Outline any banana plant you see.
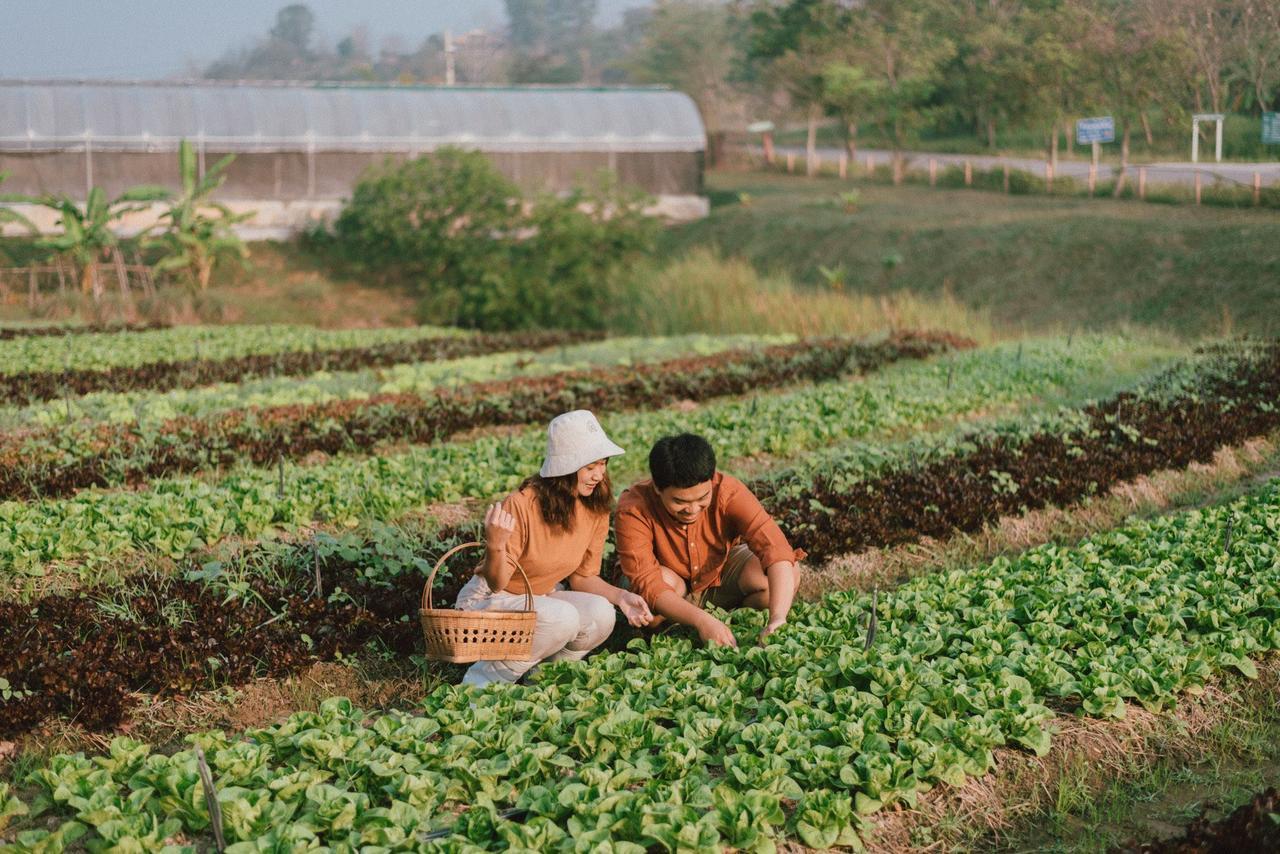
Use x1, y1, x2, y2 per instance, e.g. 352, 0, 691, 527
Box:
146, 140, 251, 290
0, 170, 38, 261
13, 184, 169, 294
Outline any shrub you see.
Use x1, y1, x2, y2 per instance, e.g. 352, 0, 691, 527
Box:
333, 148, 521, 287
331, 149, 657, 331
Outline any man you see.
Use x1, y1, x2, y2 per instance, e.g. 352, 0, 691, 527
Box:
616, 433, 804, 647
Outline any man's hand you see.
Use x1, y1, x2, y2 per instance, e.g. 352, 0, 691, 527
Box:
483, 502, 516, 552
616, 591, 654, 628
697, 614, 738, 648
758, 617, 786, 644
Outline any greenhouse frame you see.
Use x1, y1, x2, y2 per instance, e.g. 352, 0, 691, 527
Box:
0, 80, 709, 234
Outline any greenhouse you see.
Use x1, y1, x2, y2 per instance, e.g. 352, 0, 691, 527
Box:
0, 80, 709, 232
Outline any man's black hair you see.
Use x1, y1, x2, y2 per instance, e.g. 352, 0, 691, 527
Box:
649, 433, 717, 490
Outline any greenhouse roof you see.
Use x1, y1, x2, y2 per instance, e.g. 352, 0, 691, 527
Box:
0, 80, 705, 153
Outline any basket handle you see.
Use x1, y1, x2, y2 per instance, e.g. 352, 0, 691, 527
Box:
422, 541, 534, 613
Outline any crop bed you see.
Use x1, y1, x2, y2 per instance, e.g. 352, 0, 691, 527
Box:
0, 329, 598, 404
0, 322, 171, 341
0, 342, 1272, 741
1117, 786, 1280, 853
0, 332, 961, 500
3, 477, 1279, 850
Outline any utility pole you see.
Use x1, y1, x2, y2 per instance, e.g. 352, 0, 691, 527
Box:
444, 29, 456, 86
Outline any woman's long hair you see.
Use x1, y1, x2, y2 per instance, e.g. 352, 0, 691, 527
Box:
520, 469, 613, 531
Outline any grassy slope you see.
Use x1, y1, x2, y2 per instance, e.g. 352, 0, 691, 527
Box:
662, 172, 1280, 338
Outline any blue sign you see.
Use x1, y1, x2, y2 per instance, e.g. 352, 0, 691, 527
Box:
1264, 112, 1280, 145
1076, 116, 1115, 145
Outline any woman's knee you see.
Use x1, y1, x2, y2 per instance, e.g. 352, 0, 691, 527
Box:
580, 594, 616, 639
535, 597, 582, 649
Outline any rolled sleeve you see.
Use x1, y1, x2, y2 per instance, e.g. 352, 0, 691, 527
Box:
723, 477, 804, 569
616, 504, 672, 608
499, 492, 531, 591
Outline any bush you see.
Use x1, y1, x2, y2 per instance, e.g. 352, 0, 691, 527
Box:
331, 148, 657, 331
333, 148, 522, 286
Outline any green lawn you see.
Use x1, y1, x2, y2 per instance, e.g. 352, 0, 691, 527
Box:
663, 172, 1280, 338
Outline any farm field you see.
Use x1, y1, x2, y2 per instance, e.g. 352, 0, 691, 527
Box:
0, 320, 1279, 852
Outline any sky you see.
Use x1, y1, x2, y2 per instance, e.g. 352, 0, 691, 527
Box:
0, 0, 652, 80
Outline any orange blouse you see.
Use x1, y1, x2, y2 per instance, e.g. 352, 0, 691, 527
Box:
488, 486, 609, 596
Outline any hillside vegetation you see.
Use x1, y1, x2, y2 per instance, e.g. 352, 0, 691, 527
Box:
662, 173, 1280, 338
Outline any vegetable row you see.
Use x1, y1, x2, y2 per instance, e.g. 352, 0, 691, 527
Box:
0, 332, 959, 500
0, 333, 788, 430
0, 321, 171, 341
0, 324, 459, 375
0, 328, 599, 405
0, 335, 1153, 577
5, 474, 1278, 851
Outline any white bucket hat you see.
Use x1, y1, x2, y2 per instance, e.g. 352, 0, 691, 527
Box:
540, 410, 625, 478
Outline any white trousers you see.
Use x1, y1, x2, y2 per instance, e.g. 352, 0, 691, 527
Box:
455, 574, 616, 687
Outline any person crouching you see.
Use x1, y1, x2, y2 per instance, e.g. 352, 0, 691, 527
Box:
457, 410, 653, 687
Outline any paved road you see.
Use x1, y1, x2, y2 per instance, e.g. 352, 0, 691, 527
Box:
768, 145, 1280, 190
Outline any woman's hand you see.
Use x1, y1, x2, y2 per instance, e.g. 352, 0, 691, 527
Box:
616, 591, 654, 628
484, 502, 516, 552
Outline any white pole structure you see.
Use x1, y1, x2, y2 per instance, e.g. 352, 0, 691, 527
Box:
83, 134, 93, 200
1191, 114, 1224, 164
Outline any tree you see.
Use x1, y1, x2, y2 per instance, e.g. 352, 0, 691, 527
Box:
17, 186, 169, 295
1232, 0, 1280, 111
1079, 1, 1185, 194
748, 0, 846, 176
628, 2, 739, 164
146, 141, 251, 291
270, 4, 316, 56
824, 0, 955, 183
0, 171, 36, 236
505, 0, 598, 83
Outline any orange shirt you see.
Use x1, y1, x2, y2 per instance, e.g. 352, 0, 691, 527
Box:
489, 486, 609, 596
616, 472, 803, 607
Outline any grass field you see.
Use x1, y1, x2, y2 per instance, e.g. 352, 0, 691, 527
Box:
661, 171, 1280, 338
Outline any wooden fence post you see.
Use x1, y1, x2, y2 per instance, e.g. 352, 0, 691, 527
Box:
964, 160, 972, 186
786, 152, 795, 173
1003, 163, 1010, 193
838, 153, 848, 178
1194, 172, 1202, 205
1254, 172, 1262, 206
1045, 161, 1054, 192
1138, 167, 1147, 200
28, 267, 37, 308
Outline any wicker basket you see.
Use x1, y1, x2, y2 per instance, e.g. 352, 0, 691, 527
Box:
420, 542, 537, 663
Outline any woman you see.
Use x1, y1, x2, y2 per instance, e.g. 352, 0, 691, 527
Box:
457, 409, 653, 687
